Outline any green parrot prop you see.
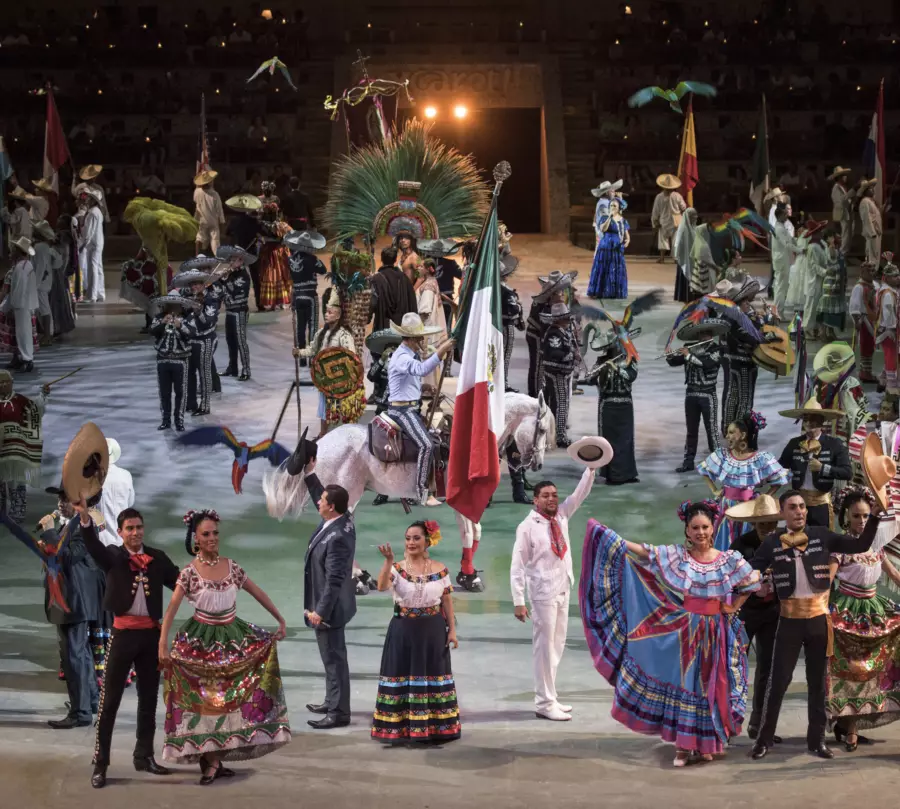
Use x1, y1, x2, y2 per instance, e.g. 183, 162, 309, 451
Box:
627, 81, 717, 113
246, 57, 298, 91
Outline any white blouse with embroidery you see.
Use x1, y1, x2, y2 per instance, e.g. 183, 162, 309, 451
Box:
390, 563, 453, 609
177, 559, 247, 615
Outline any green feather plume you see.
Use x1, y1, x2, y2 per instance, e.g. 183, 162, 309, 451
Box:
123, 197, 198, 270
321, 119, 490, 241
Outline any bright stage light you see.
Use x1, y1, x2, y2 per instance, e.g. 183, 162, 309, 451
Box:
453, 105, 468, 119
424, 106, 437, 119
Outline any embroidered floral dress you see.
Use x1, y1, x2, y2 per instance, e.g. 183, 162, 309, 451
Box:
162, 560, 291, 763
579, 520, 760, 755
371, 563, 461, 743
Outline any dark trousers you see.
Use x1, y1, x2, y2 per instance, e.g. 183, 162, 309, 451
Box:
157, 358, 188, 427
315, 626, 350, 720
758, 614, 829, 746
293, 293, 318, 350
249, 266, 261, 311
187, 339, 220, 412
225, 309, 250, 373
58, 621, 98, 722
682, 390, 719, 466
94, 627, 161, 767
743, 611, 778, 730
526, 332, 543, 398
544, 372, 571, 441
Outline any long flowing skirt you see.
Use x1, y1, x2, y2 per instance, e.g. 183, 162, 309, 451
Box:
827, 588, 900, 730
371, 613, 461, 743
587, 234, 628, 299
162, 616, 291, 763
712, 496, 752, 552
598, 398, 638, 484
257, 244, 292, 310
674, 265, 692, 303
579, 521, 749, 754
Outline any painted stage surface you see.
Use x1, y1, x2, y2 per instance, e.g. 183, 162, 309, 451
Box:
3, 261, 900, 808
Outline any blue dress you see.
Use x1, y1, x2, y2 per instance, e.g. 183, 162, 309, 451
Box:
588, 213, 630, 299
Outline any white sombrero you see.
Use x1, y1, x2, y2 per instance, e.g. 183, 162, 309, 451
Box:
389, 312, 443, 337
567, 436, 614, 470
591, 179, 624, 198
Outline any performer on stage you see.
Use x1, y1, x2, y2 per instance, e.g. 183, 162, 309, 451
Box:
77, 189, 106, 303
541, 303, 577, 449
777, 398, 851, 527
527, 271, 576, 399
590, 338, 639, 485
812, 342, 871, 445
829, 166, 855, 258
216, 245, 255, 381
827, 485, 900, 750
698, 412, 788, 551
373, 520, 460, 742
158, 509, 290, 783
284, 229, 326, 365
256, 185, 292, 311
500, 252, 525, 389
0, 371, 47, 521
31, 220, 63, 346
150, 292, 200, 432
580, 501, 760, 766
771, 204, 797, 318
817, 241, 847, 342
72, 165, 110, 223
1, 236, 39, 373
173, 263, 221, 417
849, 261, 879, 383
749, 489, 882, 761
858, 179, 882, 266
416, 258, 448, 394
79, 503, 180, 789
98, 438, 134, 548
395, 231, 422, 285
650, 174, 686, 264
877, 256, 900, 395
366, 329, 402, 417
804, 226, 839, 342
224, 194, 263, 309
192, 170, 225, 256
673, 207, 698, 303
720, 275, 766, 434
587, 198, 630, 300
667, 320, 724, 473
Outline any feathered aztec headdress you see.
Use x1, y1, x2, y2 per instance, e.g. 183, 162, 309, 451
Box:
123, 198, 198, 279
320, 119, 489, 243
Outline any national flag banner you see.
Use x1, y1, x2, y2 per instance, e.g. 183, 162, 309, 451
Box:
0, 136, 13, 257
863, 79, 886, 207
749, 94, 769, 213
43, 88, 69, 193
677, 99, 698, 207
196, 92, 211, 175
446, 203, 504, 524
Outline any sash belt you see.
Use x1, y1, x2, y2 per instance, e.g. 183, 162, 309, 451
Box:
780, 593, 833, 656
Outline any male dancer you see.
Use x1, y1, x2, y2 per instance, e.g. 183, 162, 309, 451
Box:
500, 255, 524, 390
150, 293, 198, 432
877, 256, 900, 395
749, 490, 881, 760
284, 229, 326, 366
527, 271, 576, 399
829, 166, 854, 259
192, 170, 225, 256
77, 503, 180, 788
216, 245, 254, 381
541, 303, 576, 448
849, 261, 878, 383
174, 262, 221, 416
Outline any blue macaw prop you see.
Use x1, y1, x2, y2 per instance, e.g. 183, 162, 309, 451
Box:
665, 295, 765, 352
627, 81, 717, 113
0, 511, 70, 614
175, 426, 291, 494
246, 57, 298, 91
575, 289, 665, 364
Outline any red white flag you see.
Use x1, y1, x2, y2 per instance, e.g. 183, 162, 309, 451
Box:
43, 88, 69, 193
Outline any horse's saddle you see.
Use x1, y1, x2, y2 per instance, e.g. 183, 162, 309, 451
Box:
368, 413, 441, 464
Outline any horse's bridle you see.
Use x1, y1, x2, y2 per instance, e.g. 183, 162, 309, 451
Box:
504, 401, 546, 472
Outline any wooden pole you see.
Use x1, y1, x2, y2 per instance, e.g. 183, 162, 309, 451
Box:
271, 381, 297, 443
291, 306, 303, 438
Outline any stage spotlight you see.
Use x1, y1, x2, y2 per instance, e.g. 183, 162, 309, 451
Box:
453, 105, 468, 119
424, 106, 438, 119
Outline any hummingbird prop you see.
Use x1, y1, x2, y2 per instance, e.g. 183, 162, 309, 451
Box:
175, 426, 291, 494
575, 289, 665, 364
246, 56, 298, 91
0, 511, 70, 614
627, 81, 717, 113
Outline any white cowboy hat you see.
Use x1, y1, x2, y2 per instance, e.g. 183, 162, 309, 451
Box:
79, 164, 103, 181
193, 169, 218, 186
656, 174, 682, 190
106, 438, 121, 465
12, 236, 35, 256
389, 312, 443, 337
567, 436, 614, 470
591, 179, 624, 198
9, 187, 32, 203
32, 220, 56, 241
812, 342, 855, 384
827, 166, 851, 181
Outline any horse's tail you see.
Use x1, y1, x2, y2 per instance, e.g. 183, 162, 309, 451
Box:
262, 465, 309, 520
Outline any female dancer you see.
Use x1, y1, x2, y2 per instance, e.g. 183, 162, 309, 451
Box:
256, 185, 292, 311
416, 258, 448, 393
587, 199, 630, 299
827, 486, 900, 750
698, 413, 788, 551
372, 520, 460, 743
159, 509, 291, 784
580, 501, 760, 766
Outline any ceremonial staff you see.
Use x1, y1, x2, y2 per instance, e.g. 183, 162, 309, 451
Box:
290, 307, 303, 438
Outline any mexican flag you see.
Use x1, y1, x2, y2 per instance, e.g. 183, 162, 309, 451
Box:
446, 203, 504, 523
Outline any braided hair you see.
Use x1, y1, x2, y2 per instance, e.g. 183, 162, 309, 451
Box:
183, 508, 220, 556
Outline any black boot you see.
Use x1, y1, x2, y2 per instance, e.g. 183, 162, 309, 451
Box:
158, 421, 171, 431
522, 474, 534, 492
373, 494, 389, 506
221, 366, 238, 377
675, 461, 695, 473
239, 370, 251, 381
510, 469, 531, 504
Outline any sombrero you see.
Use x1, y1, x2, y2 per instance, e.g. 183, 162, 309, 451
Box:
170, 269, 212, 288
861, 432, 897, 512
725, 494, 781, 523
216, 245, 258, 266
225, 194, 263, 213
418, 238, 462, 258
9, 187, 32, 203
591, 179, 624, 198
389, 312, 443, 337
534, 270, 577, 303
813, 342, 855, 384
753, 325, 794, 377
676, 316, 730, 342
859, 178, 879, 192
500, 253, 520, 277
311, 346, 364, 400
778, 396, 844, 421
193, 169, 218, 186
656, 174, 681, 190
79, 164, 103, 181
540, 303, 573, 324
283, 229, 326, 252
11, 236, 35, 256
365, 328, 403, 356
567, 436, 614, 470
763, 186, 785, 203
827, 166, 852, 181
62, 423, 109, 504
32, 178, 54, 193
152, 293, 201, 313
32, 220, 56, 241
178, 256, 220, 273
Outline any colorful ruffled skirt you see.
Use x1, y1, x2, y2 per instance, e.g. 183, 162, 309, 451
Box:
827, 585, 900, 730
257, 243, 292, 311
371, 611, 461, 743
579, 521, 749, 754
162, 615, 291, 763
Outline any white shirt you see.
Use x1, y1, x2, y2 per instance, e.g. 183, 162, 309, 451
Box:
831, 183, 853, 222
26, 194, 49, 222
72, 180, 110, 223
5, 258, 38, 311
510, 468, 595, 606
1, 207, 33, 241
98, 463, 135, 547
859, 197, 882, 237
32, 242, 61, 293
771, 220, 796, 269
651, 191, 686, 232
79, 207, 104, 250
193, 187, 225, 227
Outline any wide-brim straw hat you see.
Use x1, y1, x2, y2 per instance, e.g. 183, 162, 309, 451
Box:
827, 166, 852, 181
764, 186, 785, 203
534, 270, 577, 302
62, 423, 109, 504
859, 178, 879, 192
9, 187, 31, 203
79, 164, 103, 181
862, 432, 898, 512
32, 177, 54, 193
216, 245, 258, 266
656, 174, 681, 190
813, 342, 856, 384
170, 269, 212, 288
778, 396, 844, 421
12, 236, 35, 256
193, 169, 218, 186
225, 194, 263, 213
283, 229, 326, 252
567, 436, 614, 470
32, 220, 56, 241
591, 179, 624, 198
676, 316, 730, 342
152, 293, 201, 312
389, 312, 443, 337
725, 493, 781, 523
365, 328, 403, 355
754, 325, 794, 377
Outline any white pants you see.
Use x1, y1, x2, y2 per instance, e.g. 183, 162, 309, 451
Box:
866, 235, 882, 266
81, 246, 105, 301
531, 590, 569, 711
197, 222, 221, 255
13, 307, 33, 362
838, 218, 854, 256
773, 260, 790, 317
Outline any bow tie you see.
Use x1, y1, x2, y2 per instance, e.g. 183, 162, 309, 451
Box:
800, 439, 821, 457
780, 531, 808, 552
128, 553, 153, 572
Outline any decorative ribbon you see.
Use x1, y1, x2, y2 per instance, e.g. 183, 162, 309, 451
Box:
128, 553, 153, 572
779, 531, 809, 552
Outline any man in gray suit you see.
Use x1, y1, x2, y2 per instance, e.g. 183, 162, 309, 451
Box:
302, 458, 356, 728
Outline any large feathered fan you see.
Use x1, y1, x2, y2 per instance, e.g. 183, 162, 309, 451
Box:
246, 56, 298, 91
123, 198, 199, 273
175, 426, 291, 494
575, 289, 665, 364
627, 81, 717, 113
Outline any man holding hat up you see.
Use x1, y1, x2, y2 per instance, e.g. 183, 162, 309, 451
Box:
192, 170, 225, 256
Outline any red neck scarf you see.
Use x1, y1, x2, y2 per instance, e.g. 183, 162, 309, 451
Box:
537, 508, 567, 559
129, 553, 153, 572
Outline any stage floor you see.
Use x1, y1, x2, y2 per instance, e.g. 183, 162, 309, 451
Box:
3, 240, 899, 808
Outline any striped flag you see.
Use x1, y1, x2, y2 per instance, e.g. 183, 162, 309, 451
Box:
0, 136, 13, 257
196, 92, 210, 175
677, 98, 698, 207
446, 189, 505, 525
863, 79, 886, 207
43, 88, 69, 193
749, 94, 770, 213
